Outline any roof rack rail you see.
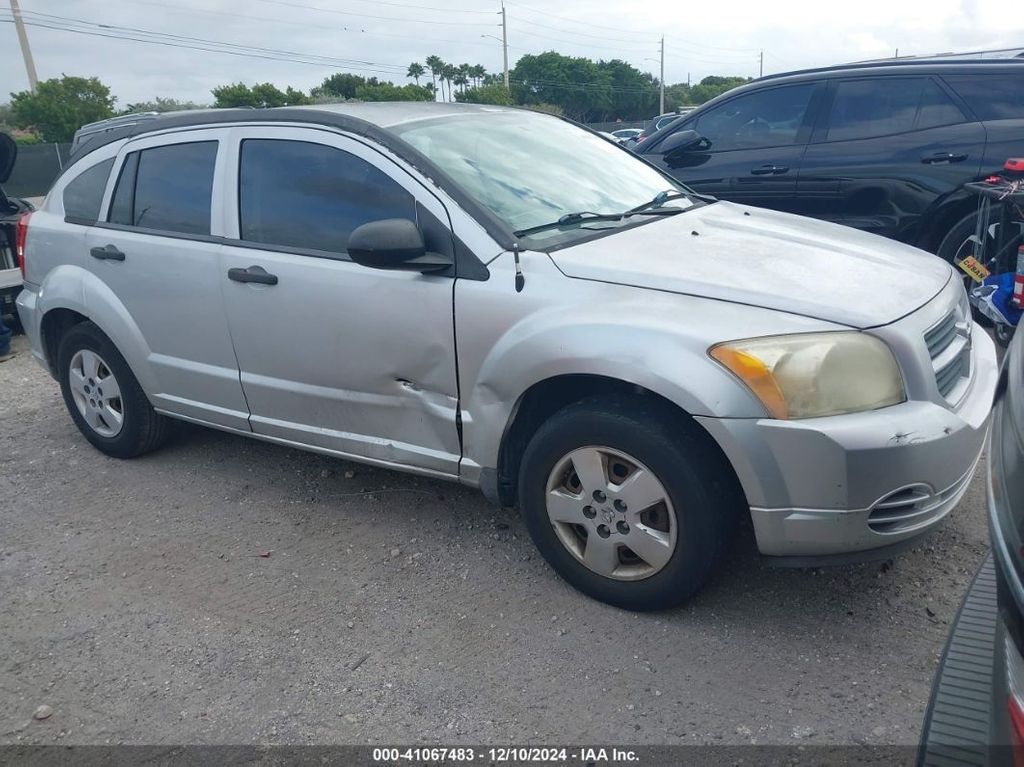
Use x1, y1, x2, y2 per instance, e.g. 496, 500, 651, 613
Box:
757, 48, 1024, 81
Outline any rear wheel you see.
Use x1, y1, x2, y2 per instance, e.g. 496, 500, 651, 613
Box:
57, 322, 172, 458
517, 396, 744, 611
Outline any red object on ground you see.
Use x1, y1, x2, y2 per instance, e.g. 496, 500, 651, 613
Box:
1005, 158, 1024, 173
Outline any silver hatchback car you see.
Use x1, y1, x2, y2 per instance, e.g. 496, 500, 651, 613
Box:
16, 103, 998, 610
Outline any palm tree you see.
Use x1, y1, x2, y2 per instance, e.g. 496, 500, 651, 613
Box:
425, 55, 444, 100
470, 64, 487, 87
406, 62, 425, 86
457, 63, 471, 93
441, 63, 457, 102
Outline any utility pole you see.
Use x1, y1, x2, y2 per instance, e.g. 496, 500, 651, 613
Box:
894, 47, 899, 58
659, 36, 665, 114
501, 3, 509, 91
10, 0, 39, 92
759, 50, 763, 78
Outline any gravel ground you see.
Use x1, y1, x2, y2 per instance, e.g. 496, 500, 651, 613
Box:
0, 332, 991, 746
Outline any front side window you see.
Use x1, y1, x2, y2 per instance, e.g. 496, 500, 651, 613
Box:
944, 73, 1024, 121
238, 139, 416, 254
692, 84, 816, 151
825, 78, 965, 141
63, 158, 114, 222
109, 141, 217, 235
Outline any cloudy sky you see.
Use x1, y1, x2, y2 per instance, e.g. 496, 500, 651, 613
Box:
1, 0, 1020, 106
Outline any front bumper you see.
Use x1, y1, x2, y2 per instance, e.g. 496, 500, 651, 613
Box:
696, 325, 998, 558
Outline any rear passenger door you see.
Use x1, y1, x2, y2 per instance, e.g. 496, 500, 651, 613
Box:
796, 76, 984, 241
87, 130, 250, 430
943, 71, 1024, 175
218, 127, 461, 476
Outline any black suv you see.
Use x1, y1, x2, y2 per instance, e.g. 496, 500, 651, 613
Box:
632, 59, 1024, 262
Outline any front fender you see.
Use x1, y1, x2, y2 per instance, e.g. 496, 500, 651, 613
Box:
456, 252, 841, 476
37, 264, 157, 395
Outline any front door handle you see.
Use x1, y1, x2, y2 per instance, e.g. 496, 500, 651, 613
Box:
750, 164, 789, 175
228, 265, 278, 285
89, 244, 125, 261
921, 152, 967, 165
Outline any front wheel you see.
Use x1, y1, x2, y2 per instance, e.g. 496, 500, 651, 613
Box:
517, 396, 744, 611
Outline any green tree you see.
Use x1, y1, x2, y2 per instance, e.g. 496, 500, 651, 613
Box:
406, 62, 425, 86
454, 83, 512, 106
469, 64, 487, 87
354, 82, 433, 102
510, 52, 611, 121
686, 75, 750, 105
441, 63, 457, 102
212, 82, 309, 108
123, 96, 204, 114
312, 73, 373, 101
10, 75, 116, 143
425, 56, 445, 98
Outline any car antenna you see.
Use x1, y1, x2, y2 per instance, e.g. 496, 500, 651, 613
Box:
513, 242, 525, 292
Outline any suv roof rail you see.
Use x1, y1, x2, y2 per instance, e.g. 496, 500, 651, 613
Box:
757, 50, 1024, 82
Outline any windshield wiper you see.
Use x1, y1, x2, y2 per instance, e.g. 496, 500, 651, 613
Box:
513, 205, 684, 238
625, 189, 691, 215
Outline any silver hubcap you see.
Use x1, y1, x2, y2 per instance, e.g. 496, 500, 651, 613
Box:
545, 446, 677, 581
68, 349, 124, 438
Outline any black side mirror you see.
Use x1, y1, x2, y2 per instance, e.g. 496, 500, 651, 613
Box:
658, 129, 704, 156
347, 219, 452, 274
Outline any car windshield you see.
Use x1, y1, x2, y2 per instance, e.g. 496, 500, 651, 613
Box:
392, 109, 696, 244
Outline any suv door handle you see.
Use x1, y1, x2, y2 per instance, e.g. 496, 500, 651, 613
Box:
921, 152, 967, 165
89, 244, 125, 261
750, 164, 789, 175
228, 265, 278, 285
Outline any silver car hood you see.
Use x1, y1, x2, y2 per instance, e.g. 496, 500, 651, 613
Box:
547, 201, 953, 329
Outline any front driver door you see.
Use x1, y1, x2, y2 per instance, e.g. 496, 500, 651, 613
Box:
647, 82, 821, 212
218, 127, 461, 477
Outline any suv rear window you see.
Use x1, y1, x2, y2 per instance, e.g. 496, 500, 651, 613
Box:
944, 73, 1024, 120
108, 141, 217, 235
238, 139, 415, 254
825, 77, 965, 141
63, 158, 114, 223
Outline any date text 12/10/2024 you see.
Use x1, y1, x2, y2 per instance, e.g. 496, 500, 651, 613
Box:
373, 747, 640, 763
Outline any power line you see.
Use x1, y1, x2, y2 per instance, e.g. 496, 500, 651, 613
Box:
0, 16, 408, 74
247, 0, 494, 27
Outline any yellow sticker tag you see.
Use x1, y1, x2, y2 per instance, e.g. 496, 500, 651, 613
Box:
957, 255, 991, 284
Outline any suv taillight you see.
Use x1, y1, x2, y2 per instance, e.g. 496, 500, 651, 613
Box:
15, 211, 32, 279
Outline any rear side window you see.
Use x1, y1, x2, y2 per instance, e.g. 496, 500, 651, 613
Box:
944, 73, 1024, 120
108, 141, 217, 235
825, 78, 965, 141
238, 139, 415, 254
63, 158, 114, 222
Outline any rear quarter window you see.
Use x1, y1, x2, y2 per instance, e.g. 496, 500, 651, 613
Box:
63, 158, 114, 223
944, 73, 1024, 120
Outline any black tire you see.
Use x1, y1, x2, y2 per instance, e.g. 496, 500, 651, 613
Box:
935, 211, 980, 269
57, 321, 172, 458
517, 396, 744, 611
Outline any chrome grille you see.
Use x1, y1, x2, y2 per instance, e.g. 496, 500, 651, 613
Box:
924, 311, 958, 358
923, 301, 971, 403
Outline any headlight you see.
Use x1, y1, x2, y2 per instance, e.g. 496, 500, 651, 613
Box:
709, 332, 905, 419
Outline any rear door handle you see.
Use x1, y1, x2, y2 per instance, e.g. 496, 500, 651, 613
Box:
921, 152, 967, 165
228, 265, 278, 285
89, 244, 125, 261
750, 164, 789, 175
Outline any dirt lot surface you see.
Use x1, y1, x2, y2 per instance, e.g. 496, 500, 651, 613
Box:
0, 333, 991, 746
